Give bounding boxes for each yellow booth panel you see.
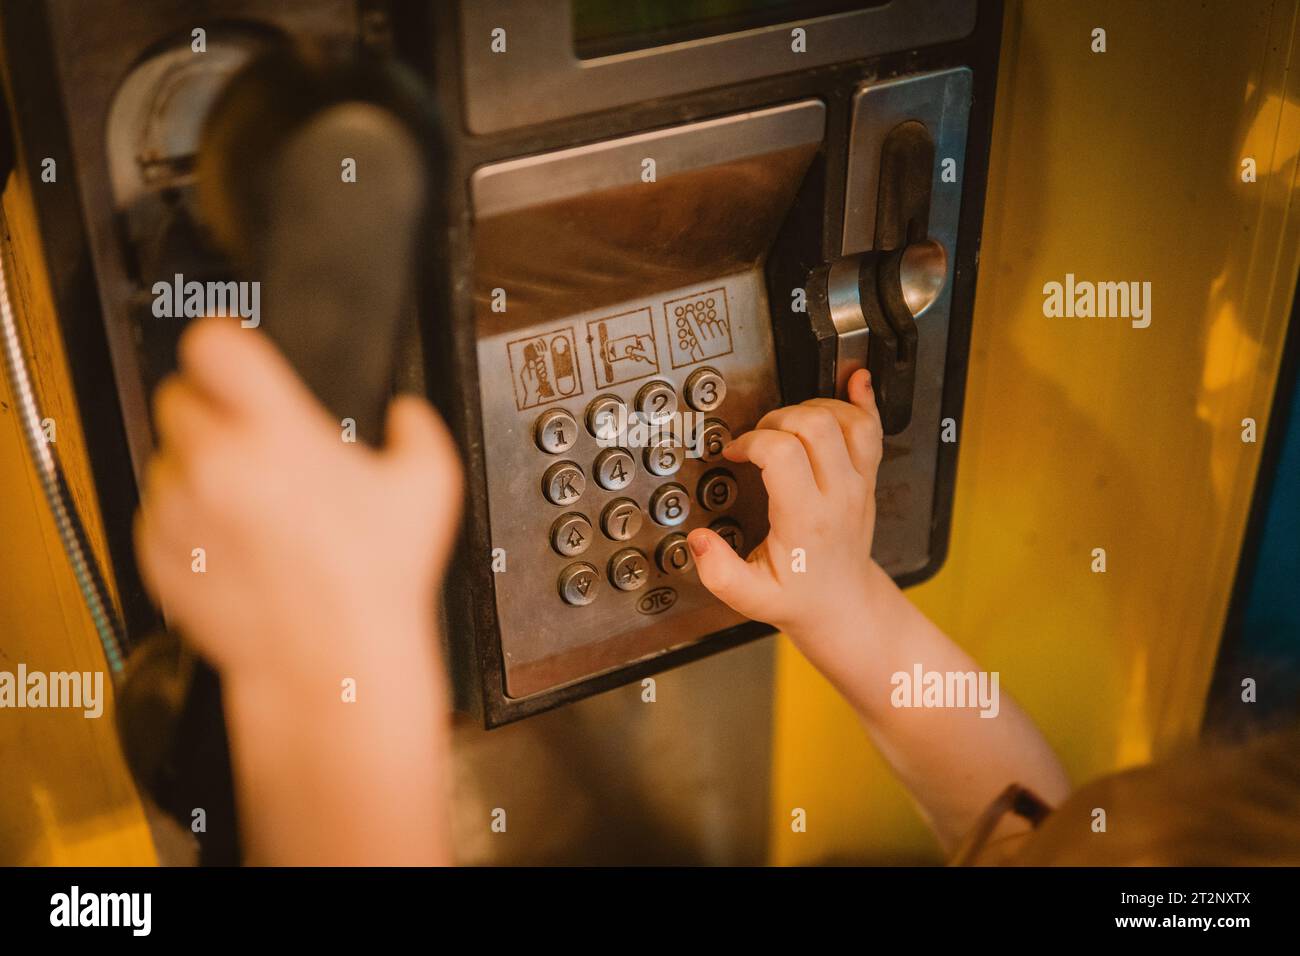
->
[771,0,1300,865]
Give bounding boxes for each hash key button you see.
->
[542,460,586,505]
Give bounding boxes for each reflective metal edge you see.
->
[470,99,827,220]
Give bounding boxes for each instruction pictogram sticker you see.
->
[586,306,659,388]
[507,326,583,411]
[662,287,733,368]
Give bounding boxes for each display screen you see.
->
[572,0,886,59]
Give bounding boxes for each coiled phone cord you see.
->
[0,241,127,679]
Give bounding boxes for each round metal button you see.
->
[635,380,678,425]
[608,548,650,592]
[656,533,694,575]
[696,418,731,462]
[594,447,636,491]
[601,498,643,541]
[710,518,744,554]
[542,460,585,506]
[683,366,726,412]
[643,433,683,477]
[698,468,738,512]
[649,482,691,527]
[586,394,625,442]
[558,561,600,606]
[550,512,593,557]
[534,408,578,454]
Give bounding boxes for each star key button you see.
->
[608,548,650,592]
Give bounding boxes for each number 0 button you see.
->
[542,461,585,505]
[558,562,599,606]
[698,469,738,512]
[656,533,694,575]
[649,483,691,526]
[550,512,592,556]
[684,367,726,412]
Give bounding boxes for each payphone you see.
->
[448,0,998,722]
[0,0,1000,745]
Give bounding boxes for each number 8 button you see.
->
[649,483,691,526]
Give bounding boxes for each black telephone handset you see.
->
[115,49,440,862]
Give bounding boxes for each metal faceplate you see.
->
[470,102,823,699]
[845,68,973,577]
[476,272,780,698]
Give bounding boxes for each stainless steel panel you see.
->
[476,271,780,697]
[450,638,774,865]
[471,100,828,218]
[843,68,972,577]
[458,0,977,134]
[470,102,825,697]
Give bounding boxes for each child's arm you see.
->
[134,317,462,865]
[687,369,1069,853]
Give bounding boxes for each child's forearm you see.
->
[789,561,1070,854]
[221,618,453,866]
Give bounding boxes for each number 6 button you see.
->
[649,483,691,526]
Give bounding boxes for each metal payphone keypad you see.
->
[532,371,742,605]
[475,271,780,699]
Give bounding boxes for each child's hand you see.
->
[687,368,884,645]
[133,317,463,690]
